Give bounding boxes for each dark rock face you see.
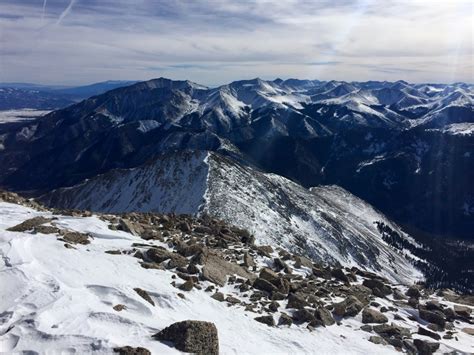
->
[153,320,219,355]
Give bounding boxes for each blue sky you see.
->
[0,0,472,85]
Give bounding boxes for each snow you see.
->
[0,202,401,354]
[1,202,472,354]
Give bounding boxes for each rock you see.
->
[360,325,373,332]
[179,279,194,291]
[254,315,275,326]
[348,284,372,305]
[259,268,279,284]
[418,326,441,340]
[315,307,335,326]
[105,250,122,255]
[133,288,155,306]
[278,313,293,327]
[373,324,410,338]
[187,263,200,274]
[256,245,273,257]
[439,289,474,306]
[153,320,219,355]
[406,285,422,298]
[140,262,164,270]
[292,309,316,324]
[333,296,364,317]
[273,258,287,272]
[408,297,419,308]
[211,292,225,302]
[226,296,240,305]
[425,300,443,311]
[61,231,90,245]
[177,221,191,232]
[113,304,126,312]
[253,278,277,293]
[33,225,60,234]
[393,289,407,300]
[294,256,313,269]
[419,308,446,328]
[7,216,52,232]
[413,339,439,355]
[269,301,279,312]
[362,308,388,324]
[462,327,474,335]
[286,293,308,309]
[243,252,255,268]
[113,346,151,355]
[118,218,140,235]
[201,251,255,287]
[146,248,172,263]
[368,336,386,345]
[167,254,189,269]
[331,268,349,283]
[362,279,391,296]
[178,244,203,257]
[454,305,472,318]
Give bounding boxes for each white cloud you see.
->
[0,0,472,85]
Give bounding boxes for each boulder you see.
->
[315,307,335,326]
[406,285,422,298]
[133,288,155,306]
[454,305,472,318]
[418,326,441,340]
[254,315,275,327]
[368,336,386,345]
[61,231,90,245]
[331,268,349,283]
[201,251,255,287]
[243,252,255,268]
[419,308,446,328]
[292,309,316,324]
[153,320,219,355]
[333,296,364,317]
[253,278,277,293]
[278,313,293,327]
[362,279,391,296]
[286,293,308,309]
[211,292,225,302]
[413,339,439,355]
[362,308,388,324]
[7,216,52,232]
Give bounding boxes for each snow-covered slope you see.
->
[1,198,473,354]
[42,151,423,284]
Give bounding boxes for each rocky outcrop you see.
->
[153,320,219,355]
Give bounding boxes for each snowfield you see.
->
[1,202,473,354]
[0,202,395,354]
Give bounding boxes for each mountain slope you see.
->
[41,151,423,284]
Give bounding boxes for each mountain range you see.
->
[0,77,472,290]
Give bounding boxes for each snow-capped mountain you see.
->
[0,77,472,245]
[41,150,423,284]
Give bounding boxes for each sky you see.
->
[0,0,472,86]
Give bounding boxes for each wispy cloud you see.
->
[0,0,472,85]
